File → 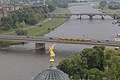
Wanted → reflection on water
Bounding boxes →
[0,4,119,80]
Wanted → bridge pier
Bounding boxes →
[35,48,46,55]
[113,15,117,19]
[80,16,81,20]
[35,43,45,50]
[67,14,71,18]
[89,15,93,20]
[101,15,104,20]
[35,43,45,53]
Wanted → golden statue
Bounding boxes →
[49,44,55,63]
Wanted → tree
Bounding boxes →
[47,5,56,12]
[105,56,120,80]
[58,54,88,79]
[104,48,116,60]
[81,46,105,71]
[15,29,27,35]
[10,12,19,27]
[58,46,120,80]
[99,0,107,8]
[1,16,12,30]
[57,59,72,75]
[19,21,25,28]
[88,68,105,80]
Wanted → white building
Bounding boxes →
[115,34,120,41]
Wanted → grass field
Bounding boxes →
[52,8,70,13]
[68,2,99,7]
[27,18,67,36]
[102,8,120,14]
[26,8,71,36]
[0,24,32,34]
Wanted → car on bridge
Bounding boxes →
[49,37,53,40]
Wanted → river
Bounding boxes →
[0,4,119,80]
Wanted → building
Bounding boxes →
[33,44,70,80]
[5,4,21,11]
[0,3,6,17]
[33,64,70,80]
[115,34,120,41]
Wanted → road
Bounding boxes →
[0,35,120,47]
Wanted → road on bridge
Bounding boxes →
[0,35,120,47]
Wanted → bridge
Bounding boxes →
[47,13,120,20]
[0,35,120,50]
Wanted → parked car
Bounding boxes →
[49,37,53,39]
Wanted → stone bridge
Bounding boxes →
[47,13,120,19]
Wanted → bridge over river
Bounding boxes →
[0,35,120,50]
[48,13,120,19]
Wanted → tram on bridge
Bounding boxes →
[59,37,91,42]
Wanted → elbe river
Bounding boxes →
[0,4,119,80]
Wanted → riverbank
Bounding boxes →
[3,8,70,36]
[0,40,22,48]
[27,8,71,36]
[1,8,70,35]
[0,8,71,47]
[68,2,99,8]
[101,8,120,14]
[100,8,120,22]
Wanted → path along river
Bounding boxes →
[0,4,119,80]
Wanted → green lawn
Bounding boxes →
[68,2,99,7]
[0,40,22,48]
[102,8,120,14]
[0,28,13,34]
[52,8,70,13]
[26,8,70,36]
[0,24,32,34]
[101,8,120,20]
[27,18,67,36]
[69,3,84,7]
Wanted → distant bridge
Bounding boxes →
[0,35,120,50]
[47,13,120,19]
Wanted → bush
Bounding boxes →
[15,29,27,35]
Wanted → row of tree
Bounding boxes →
[46,0,70,8]
[57,46,120,80]
[108,1,120,10]
[99,1,120,10]
[0,0,70,35]
[0,5,55,31]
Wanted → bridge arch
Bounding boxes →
[92,15,104,19]
[80,14,93,19]
[79,14,104,19]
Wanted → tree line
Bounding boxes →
[0,0,70,35]
[46,0,70,8]
[99,1,120,10]
[99,1,120,20]
[57,46,120,80]
[0,5,55,30]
